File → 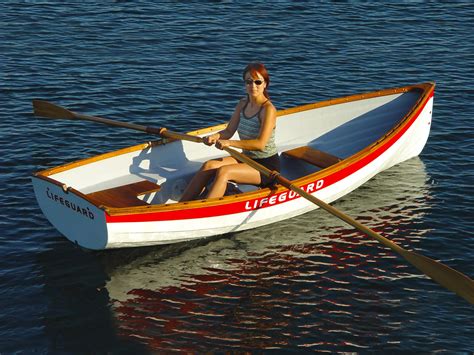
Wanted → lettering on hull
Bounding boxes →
[245,179,324,210]
[45,187,95,220]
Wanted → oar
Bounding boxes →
[220,147,474,305]
[32,100,203,143]
[161,129,474,305]
[33,100,474,304]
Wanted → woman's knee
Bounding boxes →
[214,166,231,181]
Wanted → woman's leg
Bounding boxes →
[206,163,261,199]
[179,157,239,201]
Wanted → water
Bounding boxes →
[1,2,473,352]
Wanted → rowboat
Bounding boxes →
[32,83,435,250]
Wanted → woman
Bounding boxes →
[180,62,280,201]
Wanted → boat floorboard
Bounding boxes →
[87,180,161,208]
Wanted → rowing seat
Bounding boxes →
[282,146,341,169]
[87,180,161,208]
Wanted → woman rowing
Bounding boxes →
[180,62,280,201]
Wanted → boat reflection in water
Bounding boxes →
[104,157,432,351]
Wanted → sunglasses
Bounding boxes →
[245,79,264,86]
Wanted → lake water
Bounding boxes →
[1,2,473,352]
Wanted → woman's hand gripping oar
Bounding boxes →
[33,100,474,304]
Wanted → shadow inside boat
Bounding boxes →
[128,140,202,203]
[309,91,421,159]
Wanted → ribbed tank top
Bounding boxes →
[237,99,277,159]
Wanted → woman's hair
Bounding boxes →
[243,62,270,99]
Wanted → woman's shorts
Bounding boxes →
[253,153,281,187]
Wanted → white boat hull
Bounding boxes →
[32,83,434,250]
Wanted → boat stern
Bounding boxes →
[32,175,109,250]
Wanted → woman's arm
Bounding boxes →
[217,102,276,151]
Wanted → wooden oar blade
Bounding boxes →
[400,249,474,304]
[32,100,77,120]
[224,147,474,304]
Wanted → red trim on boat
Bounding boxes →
[106,91,433,224]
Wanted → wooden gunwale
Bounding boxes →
[33,83,435,217]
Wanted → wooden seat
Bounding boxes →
[282,146,341,169]
[87,180,161,208]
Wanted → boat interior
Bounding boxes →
[49,90,423,208]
